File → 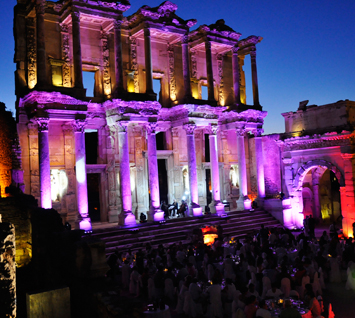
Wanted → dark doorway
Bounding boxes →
[205,134,210,162]
[205,168,212,205]
[158,159,168,205]
[85,131,98,164]
[87,173,101,222]
[156,132,165,150]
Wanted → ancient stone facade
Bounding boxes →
[14,0,266,231]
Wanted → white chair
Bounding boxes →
[280,277,291,298]
[261,276,271,299]
[312,272,322,296]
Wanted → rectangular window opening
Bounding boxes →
[201,85,208,100]
[153,78,162,102]
[83,71,95,97]
[85,129,98,164]
[52,65,63,87]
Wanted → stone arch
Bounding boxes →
[293,159,344,190]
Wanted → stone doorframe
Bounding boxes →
[283,159,344,229]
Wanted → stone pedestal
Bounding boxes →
[37,118,52,209]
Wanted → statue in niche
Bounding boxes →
[229,165,239,191]
[182,168,189,192]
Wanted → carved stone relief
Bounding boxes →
[168,44,176,101]
[130,36,139,93]
[26,18,36,89]
[60,23,71,87]
[217,54,224,106]
[101,31,111,96]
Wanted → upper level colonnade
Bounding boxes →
[14,0,263,111]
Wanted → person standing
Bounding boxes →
[308,215,315,238]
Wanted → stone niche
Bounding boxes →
[26,287,71,318]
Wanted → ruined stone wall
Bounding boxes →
[262,134,281,198]
[0,222,16,318]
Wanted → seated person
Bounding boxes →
[178,201,187,217]
[139,212,147,223]
[279,299,302,318]
[256,299,271,318]
[265,283,283,299]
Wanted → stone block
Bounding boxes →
[26,287,70,318]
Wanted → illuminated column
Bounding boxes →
[205,40,215,101]
[113,19,124,92]
[236,128,250,210]
[184,123,202,216]
[253,129,265,206]
[232,46,241,105]
[37,118,52,209]
[312,169,321,219]
[144,26,153,94]
[117,122,136,226]
[208,125,225,215]
[73,120,91,231]
[35,0,47,87]
[182,34,192,99]
[72,11,83,89]
[146,124,164,221]
[250,47,259,106]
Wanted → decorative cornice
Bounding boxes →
[238,36,262,49]
[219,109,267,124]
[104,99,161,118]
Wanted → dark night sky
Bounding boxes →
[1,0,354,134]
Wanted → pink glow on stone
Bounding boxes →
[79,218,92,231]
[124,213,137,227]
[215,203,225,216]
[192,206,203,217]
[153,210,165,222]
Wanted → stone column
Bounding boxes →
[208,125,225,215]
[250,47,259,106]
[113,19,124,92]
[146,124,164,221]
[232,46,241,105]
[37,118,52,209]
[253,128,265,206]
[72,11,83,89]
[144,26,153,94]
[73,120,91,231]
[205,40,214,101]
[184,123,202,216]
[312,168,322,220]
[117,123,136,226]
[35,0,47,87]
[236,128,250,210]
[182,34,192,99]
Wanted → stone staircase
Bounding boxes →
[86,209,282,256]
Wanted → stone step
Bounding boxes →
[86,209,283,255]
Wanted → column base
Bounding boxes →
[118,211,137,227]
[209,201,225,216]
[78,216,92,232]
[153,209,165,222]
[237,197,252,211]
[190,203,203,217]
[107,209,119,223]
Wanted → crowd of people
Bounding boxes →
[106,222,355,317]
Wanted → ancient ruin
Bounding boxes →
[10,0,355,239]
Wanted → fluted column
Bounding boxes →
[208,125,225,216]
[35,0,47,87]
[232,46,241,105]
[184,123,202,216]
[250,47,259,106]
[37,117,52,209]
[73,120,91,231]
[146,124,164,221]
[117,122,136,226]
[144,26,153,94]
[182,34,192,99]
[253,129,265,206]
[113,19,124,92]
[205,40,215,101]
[72,11,83,89]
[236,128,250,210]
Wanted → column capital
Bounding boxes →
[232,45,239,54]
[183,122,196,135]
[60,22,69,33]
[100,30,109,40]
[145,123,157,135]
[72,119,86,133]
[116,121,129,133]
[236,128,247,137]
[113,19,123,30]
[35,0,45,15]
[72,11,81,22]
[250,46,257,58]
[207,124,219,135]
[182,34,189,44]
[144,26,151,37]
[252,128,263,137]
[167,43,175,52]
[37,117,49,132]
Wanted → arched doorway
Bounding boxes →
[300,166,341,223]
